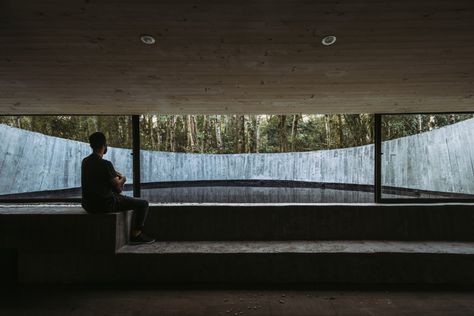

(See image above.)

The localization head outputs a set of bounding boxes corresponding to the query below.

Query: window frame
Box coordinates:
[0,113,473,204]
[376,112,474,204]
[0,114,140,203]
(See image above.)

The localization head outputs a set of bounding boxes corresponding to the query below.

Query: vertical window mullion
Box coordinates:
[374,114,382,203]
[132,115,141,198]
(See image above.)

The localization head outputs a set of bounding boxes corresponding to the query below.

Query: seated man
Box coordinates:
[81,132,155,244]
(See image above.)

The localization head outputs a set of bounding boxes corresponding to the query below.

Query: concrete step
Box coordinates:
[3,205,474,284]
[145,204,474,241]
[117,240,474,255]
[19,241,474,284]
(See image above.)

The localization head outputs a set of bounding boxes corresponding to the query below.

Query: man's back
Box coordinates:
[82,131,155,244]
[81,153,117,211]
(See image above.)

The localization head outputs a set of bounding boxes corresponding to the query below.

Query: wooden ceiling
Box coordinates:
[0,0,473,114]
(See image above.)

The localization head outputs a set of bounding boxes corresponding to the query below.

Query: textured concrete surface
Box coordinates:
[382,118,474,194]
[0,204,86,214]
[118,240,474,255]
[2,205,474,284]
[144,204,474,241]
[0,206,130,252]
[138,186,390,203]
[1,118,474,196]
[18,250,474,284]
[2,203,473,241]
[3,288,474,316]
[0,124,133,195]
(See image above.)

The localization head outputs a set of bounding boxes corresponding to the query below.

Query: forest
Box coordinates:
[0,114,472,153]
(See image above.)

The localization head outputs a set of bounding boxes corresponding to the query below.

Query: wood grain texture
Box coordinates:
[0,0,473,114]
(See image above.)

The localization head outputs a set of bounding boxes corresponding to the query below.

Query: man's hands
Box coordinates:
[111,171,126,193]
[116,171,127,182]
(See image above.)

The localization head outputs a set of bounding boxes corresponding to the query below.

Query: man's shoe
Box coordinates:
[129,232,155,245]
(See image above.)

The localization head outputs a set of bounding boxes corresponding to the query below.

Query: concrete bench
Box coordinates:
[1,204,474,284]
[0,206,131,253]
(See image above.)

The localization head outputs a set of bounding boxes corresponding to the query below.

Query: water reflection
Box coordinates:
[136,186,380,203]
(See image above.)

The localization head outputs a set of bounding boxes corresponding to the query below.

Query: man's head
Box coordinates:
[89,132,108,155]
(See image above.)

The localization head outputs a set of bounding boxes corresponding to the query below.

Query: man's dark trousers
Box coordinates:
[114,194,149,230]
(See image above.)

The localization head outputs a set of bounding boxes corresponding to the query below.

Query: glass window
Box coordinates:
[0,116,132,200]
[139,114,375,203]
[381,113,474,199]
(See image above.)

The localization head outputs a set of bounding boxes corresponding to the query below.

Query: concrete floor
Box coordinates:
[3,288,474,316]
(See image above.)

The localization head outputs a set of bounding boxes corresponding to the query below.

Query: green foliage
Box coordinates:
[0,116,132,149]
[1,113,472,153]
[382,114,473,140]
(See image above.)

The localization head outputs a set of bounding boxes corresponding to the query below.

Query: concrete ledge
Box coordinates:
[145,204,474,241]
[0,206,131,253]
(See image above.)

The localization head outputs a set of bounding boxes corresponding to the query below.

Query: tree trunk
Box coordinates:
[290,114,299,151]
[155,116,161,150]
[278,115,288,152]
[343,114,367,146]
[148,115,155,150]
[192,115,198,151]
[337,114,344,147]
[324,115,331,148]
[202,115,210,153]
[186,115,196,151]
[418,114,423,133]
[125,116,131,148]
[248,115,259,153]
[428,115,437,131]
[236,115,246,153]
[255,115,260,153]
[169,116,176,151]
[215,115,223,152]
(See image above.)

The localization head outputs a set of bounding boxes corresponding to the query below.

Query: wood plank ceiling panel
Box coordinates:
[0,0,473,114]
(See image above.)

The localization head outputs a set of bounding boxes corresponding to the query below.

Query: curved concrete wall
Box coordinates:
[0,118,473,195]
[382,118,474,194]
[0,126,133,195]
[140,145,374,185]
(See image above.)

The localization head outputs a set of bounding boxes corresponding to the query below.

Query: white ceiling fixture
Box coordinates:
[140,34,156,45]
[321,35,337,46]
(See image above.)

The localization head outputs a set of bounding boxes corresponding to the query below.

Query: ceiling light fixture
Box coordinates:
[140,34,156,45]
[321,35,337,46]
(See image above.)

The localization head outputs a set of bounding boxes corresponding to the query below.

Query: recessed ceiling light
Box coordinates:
[140,34,156,45]
[321,35,336,46]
